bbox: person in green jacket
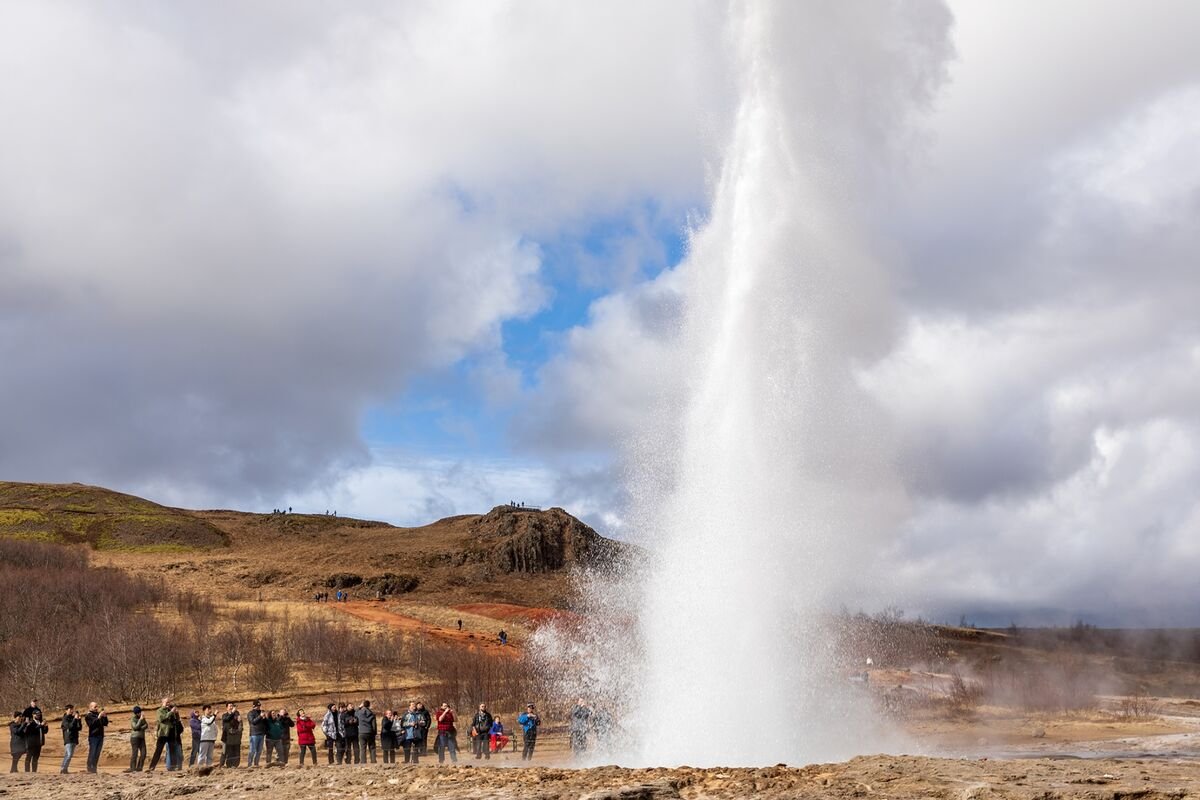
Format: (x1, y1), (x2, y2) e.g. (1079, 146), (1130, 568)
(126, 706), (148, 772)
(265, 710), (285, 765)
(146, 698), (175, 772)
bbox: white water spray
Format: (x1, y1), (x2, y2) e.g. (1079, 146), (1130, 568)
(536, 1), (951, 767)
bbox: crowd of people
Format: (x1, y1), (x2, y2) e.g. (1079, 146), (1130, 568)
(7, 696), (564, 774)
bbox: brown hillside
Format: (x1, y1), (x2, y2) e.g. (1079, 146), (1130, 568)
(0, 481), (635, 608)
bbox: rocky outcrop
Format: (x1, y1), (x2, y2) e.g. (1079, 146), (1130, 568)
(468, 506), (626, 574)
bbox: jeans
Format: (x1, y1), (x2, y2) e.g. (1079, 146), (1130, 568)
(86, 735), (104, 772)
(129, 738), (146, 771)
(60, 742), (76, 773)
(472, 734), (490, 759)
(325, 738), (336, 764)
(197, 741), (215, 767)
(23, 747), (41, 772)
(521, 731), (537, 761)
(402, 739), (419, 764)
(188, 737), (199, 767)
(335, 737), (349, 764)
(359, 735), (376, 763)
(281, 739), (291, 764)
(435, 732), (457, 763)
(167, 741), (183, 771)
(248, 734), (264, 766)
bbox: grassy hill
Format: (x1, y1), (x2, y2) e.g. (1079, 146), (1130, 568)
(0, 481), (228, 551)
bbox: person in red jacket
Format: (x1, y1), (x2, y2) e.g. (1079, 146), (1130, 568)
(295, 710), (318, 766)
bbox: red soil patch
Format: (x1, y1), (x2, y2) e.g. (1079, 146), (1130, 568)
(335, 601), (520, 656)
(453, 602), (582, 627)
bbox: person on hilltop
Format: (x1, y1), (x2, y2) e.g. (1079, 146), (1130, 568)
(470, 703), (493, 761)
(400, 702), (422, 765)
(198, 705), (218, 768)
(320, 703), (339, 765)
(22, 710), (47, 772)
(222, 707), (244, 767)
(434, 702), (457, 764)
(146, 697), (174, 772)
(295, 709), (317, 766)
(340, 701), (360, 763)
(247, 700), (267, 767)
(84, 702), (108, 774)
(380, 708), (397, 764)
(125, 706), (148, 772)
(187, 708), (202, 767)
(59, 704), (82, 774)
(569, 698), (592, 756)
(8, 712), (28, 773)
(415, 702), (432, 756)
(517, 703), (540, 761)
(356, 700), (377, 764)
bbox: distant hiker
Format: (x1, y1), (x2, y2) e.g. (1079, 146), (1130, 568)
(434, 703), (457, 763)
(380, 709), (397, 764)
(400, 702), (422, 764)
(247, 700), (267, 766)
(84, 702), (108, 773)
(470, 703), (493, 760)
(198, 705), (218, 767)
(126, 706), (147, 772)
(340, 702), (360, 762)
(569, 698), (592, 755)
(222, 708), (244, 768)
(321, 703), (338, 765)
(59, 705), (82, 774)
(415, 702), (431, 755)
(498, 630), (508, 646)
(295, 710), (317, 766)
(356, 700), (377, 763)
(517, 704), (540, 761)
(8, 713), (27, 773)
(457, 619), (463, 631)
(22, 711), (46, 771)
(187, 709), (201, 767)
(336, 590), (343, 603)
(488, 716), (509, 754)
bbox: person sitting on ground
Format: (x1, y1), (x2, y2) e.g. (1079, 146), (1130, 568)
(517, 704), (540, 761)
(126, 706), (147, 772)
(8, 712), (28, 774)
(295, 709), (317, 766)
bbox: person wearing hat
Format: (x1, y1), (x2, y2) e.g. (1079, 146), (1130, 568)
(247, 700), (266, 767)
(517, 704), (541, 761)
(58, 705), (82, 774)
(126, 706), (148, 772)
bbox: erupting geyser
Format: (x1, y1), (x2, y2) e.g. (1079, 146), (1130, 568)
(535, 1), (951, 767)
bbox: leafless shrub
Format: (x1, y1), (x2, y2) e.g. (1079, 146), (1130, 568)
(1117, 689), (1161, 719)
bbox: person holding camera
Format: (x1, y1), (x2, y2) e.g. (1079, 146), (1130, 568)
(295, 709), (317, 766)
(320, 703), (338, 765)
(400, 702), (423, 765)
(247, 700), (267, 766)
(126, 706), (148, 772)
(222, 706), (243, 767)
(84, 702), (108, 773)
(146, 698), (176, 772)
(22, 710), (47, 772)
(59, 705), (82, 774)
(434, 703), (457, 764)
(8, 712), (28, 773)
(198, 705), (218, 767)
(470, 703), (493, 761)
(517, 703), (540, 761)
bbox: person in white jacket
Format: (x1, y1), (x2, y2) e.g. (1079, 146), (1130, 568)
(197, 706), (218, 768)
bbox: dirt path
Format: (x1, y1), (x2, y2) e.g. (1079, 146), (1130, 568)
(335, 601), (520, 655)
